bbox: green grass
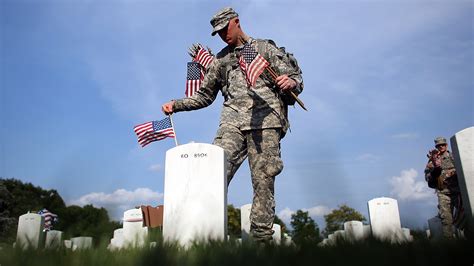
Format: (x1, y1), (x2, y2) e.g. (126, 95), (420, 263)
(1, 238), (472, 266)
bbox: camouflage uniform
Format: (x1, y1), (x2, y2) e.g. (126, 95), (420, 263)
(173, 7), (303, 242)
(424, 137), (460, 238)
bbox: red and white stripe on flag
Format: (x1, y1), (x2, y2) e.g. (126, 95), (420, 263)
(134, 117), (175, 147)
(194, 46), (214, 70)
(185, 62), (203, 97)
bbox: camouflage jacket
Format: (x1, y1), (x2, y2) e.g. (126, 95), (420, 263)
(173, 38), (303, 134)
(424, 151), (459, 192)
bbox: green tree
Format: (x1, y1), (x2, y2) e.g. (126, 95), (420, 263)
(227, 204), (241, 237)
(56, 205), (120, 243)
(290, 210), (321, 244)
(1, 178), (66, 219)
(323, 204), (366, 236)
(0, 181), (16, 243)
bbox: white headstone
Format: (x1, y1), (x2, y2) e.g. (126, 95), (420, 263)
(282, 233), (293, 246)
(401, 228), (413, 242)
(344, 221), (364, 241)
(327, 233), (335, 242)
(240, 204), (252, 241)
(45, 230), (63, 249)
(16, 213), (45, 249)
(71, 236), (93, 250)
(320, 238), (329, 246)
(272, 224), (281, 244)
(334, 230), (345, 242)
(123, 209), (148, 248)
(450, 127), (474, 225)
(428, 216), (443, 239)
(163, 143), (227, 247)
(108, 228), (125, 250)
(64, 240), (72, 249)
(367, 197), (402, 241)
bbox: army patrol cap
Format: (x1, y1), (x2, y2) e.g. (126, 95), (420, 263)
(210, 7), (238, 36)
(434, 137), (447, 146)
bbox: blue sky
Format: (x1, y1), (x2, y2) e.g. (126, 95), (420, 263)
(1, 0), (473, 231)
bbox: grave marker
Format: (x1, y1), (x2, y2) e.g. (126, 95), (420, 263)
(163, 143), (227, 247)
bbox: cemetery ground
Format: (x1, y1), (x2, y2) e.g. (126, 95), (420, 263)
(0, 235), (472, 266)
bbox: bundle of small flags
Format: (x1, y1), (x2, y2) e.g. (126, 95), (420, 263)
(37, 208), (58, 231)
(185, 45), (214, 97)
(134, 117), (175, 147)
(239, 42), (269, 87)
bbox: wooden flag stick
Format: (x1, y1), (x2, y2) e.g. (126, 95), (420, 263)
(265, 67), (307, 111)
(168, 114), (179, 147)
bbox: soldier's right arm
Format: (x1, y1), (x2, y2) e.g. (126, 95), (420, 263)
(172, 59), (222, 113)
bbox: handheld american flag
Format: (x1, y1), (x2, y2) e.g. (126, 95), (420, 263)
(239, 42), (269, 87)
(185, 62), (203, 98)
(38, 208), (58, 231)
(134, 117), (176, 147)
(194, 45), (214, 69)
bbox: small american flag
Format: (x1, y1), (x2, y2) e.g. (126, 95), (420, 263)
(194, 46), (214, 69)
(38, 208), (58, 231)
(185, 62), (203, 97)
(134, 117), (175, 147)
(239, 42), (269, 87)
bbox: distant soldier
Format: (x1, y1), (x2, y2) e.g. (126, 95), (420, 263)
(424, 137), (460, 238)
(162, 7), (303, 242)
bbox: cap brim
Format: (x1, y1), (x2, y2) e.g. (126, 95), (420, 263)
(211, 21), (229, 36)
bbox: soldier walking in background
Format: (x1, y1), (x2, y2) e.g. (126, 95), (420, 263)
(162, 7), (303, 242)
(425, 137), (460, 239)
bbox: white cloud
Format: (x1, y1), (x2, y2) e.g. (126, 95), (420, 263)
(149, 164), (162, 172)
(69, 188), (163, 220)
(278, 205), (331, 225)
(305, 205), (331, 217)
(356, 153), (379, 163)
(391, 133), (419, 139)
(278, 207), (295, 223)
(389, 168), (434, 201)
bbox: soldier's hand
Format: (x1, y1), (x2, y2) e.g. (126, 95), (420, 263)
(275, 75), (297, 91)
(162, 101), (175, 115)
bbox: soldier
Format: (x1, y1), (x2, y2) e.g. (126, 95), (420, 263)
(424, 137), (460, 239)
(162, 7), (303, 242)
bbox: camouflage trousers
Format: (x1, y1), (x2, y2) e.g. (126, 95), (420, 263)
(436, 189), (458, 239)
(213, 123), (284, 242)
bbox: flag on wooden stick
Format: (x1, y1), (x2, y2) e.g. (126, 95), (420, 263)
(238, 42), (269, 87)
(134, 117), (176, 147)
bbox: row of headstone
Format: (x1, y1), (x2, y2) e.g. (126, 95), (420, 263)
(15, 212), (92, 250)
(320, 197), (413, 245)
(320, 222), (372, 246)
